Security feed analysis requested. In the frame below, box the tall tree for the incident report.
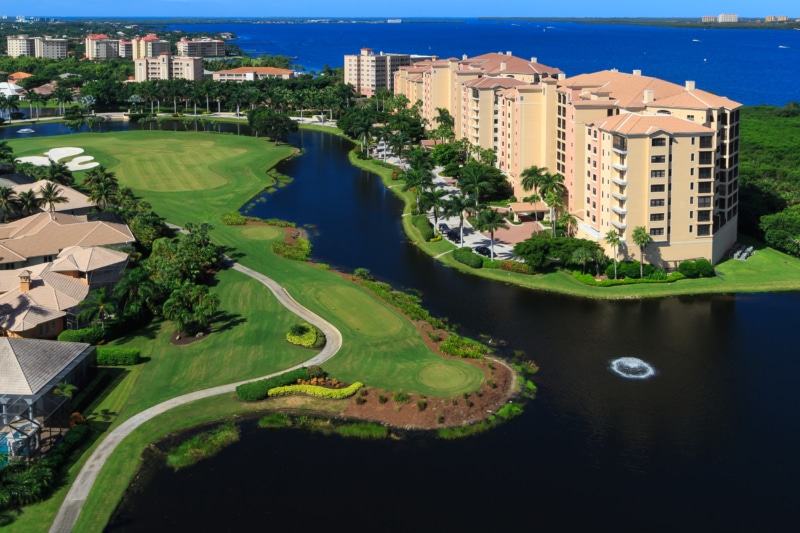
[0,186,20,222]
[475,208,510,260]
[605,230,621,279]
[38,181,68,212]
[162,281,221,335]
[77,287,116,330]
[421,187,449,236]
[442,192,472,247]
[44,160,74,186]
[17,189,41,216]
[402,167,434,213]
[0,140,13,163]
[631,226,653,278]
[458,163,492,209]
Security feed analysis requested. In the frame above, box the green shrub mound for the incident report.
[453,247,483,268]
[411,215,434,241]
[58,327,104,345]
[286,323,324,348]
[267,381,363,399]
[440,335,490,359]
[497,260,534,274]
[221,212,247,225]
[679,258,716,278]
[272,237,312,261]
[236,369,309,401]
[96,347,142,366]
[258,413,293,428]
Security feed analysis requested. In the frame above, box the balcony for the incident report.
[611,192,627,201]
[611,205,627,216]
[612,162,628,172]
[611,177,627,187]
[611,220,628,231]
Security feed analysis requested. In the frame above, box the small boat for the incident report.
[779,45,789,49]
[692,39,701,42]
[17,128,35,133]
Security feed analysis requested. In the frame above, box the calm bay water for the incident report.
[169,19,800,105]
[106,130,800,531]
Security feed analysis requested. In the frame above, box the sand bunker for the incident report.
[15,147,98,171]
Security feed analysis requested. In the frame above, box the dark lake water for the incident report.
[169,19,800,106]
[105,129,800,531]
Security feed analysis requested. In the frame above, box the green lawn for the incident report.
[4,130,484,532]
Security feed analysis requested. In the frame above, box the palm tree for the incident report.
[402,167,434,213]
[84,165,118,189]
[631,226,653,279]
[442,192,472,247]
[113,267,156,316]
[572,247,594,274]
[53,87,73,115]
[458,163,492,209]
[475,208,509,260]
[38,181,68,212]
[53,381,78,400]
[17,189,41,216]
[520,165,549,218]
[421,188,449,236]
[77,287,116,330]
[543,190,564,237]
[0,140,13,163]
[80,95,96,115]
[0,186,20,222]
[432,107,455,142]
[44,160,74,185]
[0,94,20,119]
[26,92,46,120]
[605,230,621,279]
[88,180,119,210]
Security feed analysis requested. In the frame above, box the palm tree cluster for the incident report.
[520,165,567,237]
[0,181,69,221]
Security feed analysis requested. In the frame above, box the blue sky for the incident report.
[4,1,798,18]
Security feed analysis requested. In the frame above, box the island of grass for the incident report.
[4,130,495,532]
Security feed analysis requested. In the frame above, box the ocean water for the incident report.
[169,19,800,106]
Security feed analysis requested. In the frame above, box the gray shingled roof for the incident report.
[0,338,90,396]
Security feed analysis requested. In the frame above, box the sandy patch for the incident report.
[15,156,52,166]
[66,156,99,171]
[45,147,84,160]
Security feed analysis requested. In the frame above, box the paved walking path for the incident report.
[49,262,342,533]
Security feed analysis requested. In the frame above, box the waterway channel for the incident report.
[5,124,798,530]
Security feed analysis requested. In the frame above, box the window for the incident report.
[698,182,712,194]
[650,228,664,236]
[650,184,665,193]
[687,115,695,121]
[689,225,693,233]
[650,213,665,221]
[698,197,712,208]
[651,138,666,147]
[651,170,665,178]
[651,155,666,163]
[650,199,665,207]
[587,184,591,191]
[698,210,711,222]
[697,224,711,236]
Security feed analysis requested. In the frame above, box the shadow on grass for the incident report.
[212,310,247,333]
[113,319,162,344]
[84,368,130,415]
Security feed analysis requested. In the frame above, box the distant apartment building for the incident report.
[345,47,436,97]
[778,15,789,22]
[134,55,204,82]
[131,34,171,59]
[718,14,738,23]
[6,35,67,59]
[175,37,225,57]
[118,40,133,58]
[701,16,716,23]
[85,34,119,60]
[212,66,295,82]
[556,69,741,268]
[765,16,777,22]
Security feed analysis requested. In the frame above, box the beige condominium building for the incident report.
[128,34,171,59]
[134,54,204,82]
[176,37,226,57]
[212,66,295,82]
[7,35,67,59]
[345,47,436,97]
[85,34,119,60]
[556,69,741,268]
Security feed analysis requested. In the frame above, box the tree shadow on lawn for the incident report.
[212,310,247,333]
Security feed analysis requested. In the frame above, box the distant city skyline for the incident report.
[1,1,797,19]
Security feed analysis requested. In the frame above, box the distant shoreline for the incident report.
[478,17,800,30]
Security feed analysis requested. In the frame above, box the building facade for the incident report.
[718,14,739,23]
[85,34,119,60]
[345,48,436,98]
[212,66,295,82]
[131,34,171,59]
[134,55,204,82]
[175,37,225,57]
[7,35,67,59]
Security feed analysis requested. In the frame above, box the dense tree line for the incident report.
[739,103,800,256]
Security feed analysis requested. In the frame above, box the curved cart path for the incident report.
[50,262,343,533]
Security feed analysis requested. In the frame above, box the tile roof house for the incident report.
[8,180,96,217]
[0,338,95,457]
[0,211,134,269]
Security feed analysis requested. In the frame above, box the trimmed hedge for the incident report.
[573,271,685,287]
[96,347,142,366]
[453,247,483,268]
[58,327,104,345]
[440,335,490,359]
[267,382,363,400]
[411,215,434,241]
[679,258,715,278]
[236,369,309,401]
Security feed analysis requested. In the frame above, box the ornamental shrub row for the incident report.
[58,327,104,345]
[272,238,312,261]
[498,260,534,275]
[267,382,363,400]
[358,279,446,329]
[573,271,685,287]
[678,258,715,278]
[96,347,142,366]
[236,369,309,401]
[440,335,490,359]
[412,215,434,241]
[453,247,483,268]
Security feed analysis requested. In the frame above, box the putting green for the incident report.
[309,283,405,337]
[241,226,283,241]
[418,362,478,392]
